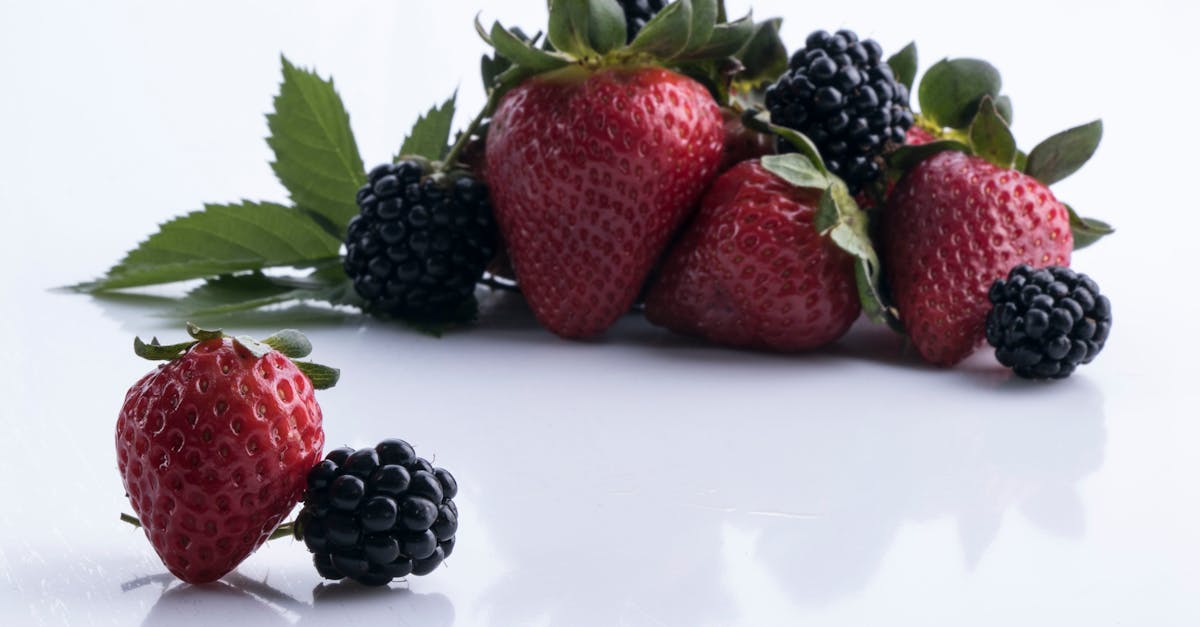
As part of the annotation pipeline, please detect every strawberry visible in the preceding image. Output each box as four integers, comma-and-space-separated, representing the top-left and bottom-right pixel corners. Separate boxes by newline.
116, 325, 337, 583
645, 159, 860, 350
486, 67, 723, 338
880, 57, 1112, 366
882, 151, 1073, 365
479, 3, 755, 338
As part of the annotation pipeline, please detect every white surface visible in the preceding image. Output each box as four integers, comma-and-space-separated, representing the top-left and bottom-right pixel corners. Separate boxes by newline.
2, 1, 1199, 625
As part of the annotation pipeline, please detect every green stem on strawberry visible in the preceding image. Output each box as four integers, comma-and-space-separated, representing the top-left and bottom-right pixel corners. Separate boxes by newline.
134, 324, 340, 390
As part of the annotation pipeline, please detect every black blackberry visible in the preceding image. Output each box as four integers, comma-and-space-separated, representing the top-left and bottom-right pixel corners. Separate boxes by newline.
298, 439, 459, 586
618, 0, 667, 41
765, 29, 914, 194
985, 265, 1112, 380
345, 161, 498, 321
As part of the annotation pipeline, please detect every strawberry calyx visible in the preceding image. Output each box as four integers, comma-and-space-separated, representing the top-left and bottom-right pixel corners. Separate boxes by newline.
885, 53, 1114, 250
746, 111, 901, 330
133, 323, 340, 390
477, 1, 780, 103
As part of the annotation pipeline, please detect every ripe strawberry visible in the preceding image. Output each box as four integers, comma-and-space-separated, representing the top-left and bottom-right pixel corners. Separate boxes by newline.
486, 66, 724, 338
645, 159, 861, 351
905, 125, 938, 146
116, 326, 336, 583
882, 150, 1073, 365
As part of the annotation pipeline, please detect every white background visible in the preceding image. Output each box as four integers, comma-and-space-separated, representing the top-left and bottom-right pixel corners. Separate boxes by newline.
2, 0, 1199, 625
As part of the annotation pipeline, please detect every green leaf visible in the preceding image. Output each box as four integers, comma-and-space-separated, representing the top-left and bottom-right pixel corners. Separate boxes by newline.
686, 0, 719, 55
548, 0, 594, 58
995, 95, 1013, 125
1025, 120, 1103, 186
261, 329, 313, 358
678, 14, 755, 60
734, 17, 787, 88
167, 269, 360, 317
629, 0, 693, 58
396, 92, 458, 161
77, 202, 342, 292
491, 22, 571, 73
968, 96, 1017, 169
232, 336, 274, 359
295, 362, 340, 390
268, 56, 366, 236
761, 118, 829, 176
761, 154, 829, 189
887, 42, 918, 91
918, 58, 1002, 130
586, 0, 627, 54
886, 139, 970, 170
813, 182, 893, 326
1066, 204, 1114, 250
133, 336, 198, 361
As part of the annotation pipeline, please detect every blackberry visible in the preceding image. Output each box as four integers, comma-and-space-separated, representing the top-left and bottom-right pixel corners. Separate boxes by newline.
345, 160, 498, 321
985, 265, 1112, 380
618, 0, 667, 41
765, 29, 914, 194
298, 439, 459, 586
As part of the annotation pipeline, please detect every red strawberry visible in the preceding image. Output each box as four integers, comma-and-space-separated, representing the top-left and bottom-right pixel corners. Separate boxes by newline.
882, 150, 1073, 365
645, 159, 861, 351
486, 66, 724, 338
116, 327, 335, 583
905, 125, 938, 146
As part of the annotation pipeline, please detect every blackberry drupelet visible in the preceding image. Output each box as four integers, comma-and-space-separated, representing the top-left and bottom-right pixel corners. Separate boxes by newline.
765, 29, 914, 194
618, 0, 668, 41
344, 160, 498, 321
298, 439, 459, 586
985, 265, 1112, 380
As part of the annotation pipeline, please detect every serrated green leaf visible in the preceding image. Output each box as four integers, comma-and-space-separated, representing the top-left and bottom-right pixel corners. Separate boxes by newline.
77, 202, 342, 292
1066, 204, 1114, 250
886, 139, 970, 170
490, 23, 571, 73
918, 58, 1002, 130
735, 17, 787, 88
887, 42, 918, 91
629, 0, 693, 58
268, 56, 366, 236
677, 14, 755, 60
548, 0, 594, 58
396, 93, 458, 161
761, 154, 829, 189
167, 269, 360, 317
1026, 120, 1103, 186
968, 96, 1017, 169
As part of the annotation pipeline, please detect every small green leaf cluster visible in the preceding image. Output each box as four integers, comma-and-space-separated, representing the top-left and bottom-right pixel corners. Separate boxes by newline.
133, 323, 340, 390
887, 51, 1113, 249
757, 118, 894, 327
478, 0, 777, 100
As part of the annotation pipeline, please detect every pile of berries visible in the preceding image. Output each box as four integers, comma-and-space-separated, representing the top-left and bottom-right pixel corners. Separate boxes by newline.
299, 440, 458, 586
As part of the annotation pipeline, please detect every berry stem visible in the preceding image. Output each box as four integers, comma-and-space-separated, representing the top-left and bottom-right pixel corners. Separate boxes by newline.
120, 512, 142, 528
442, 87, 504, 169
